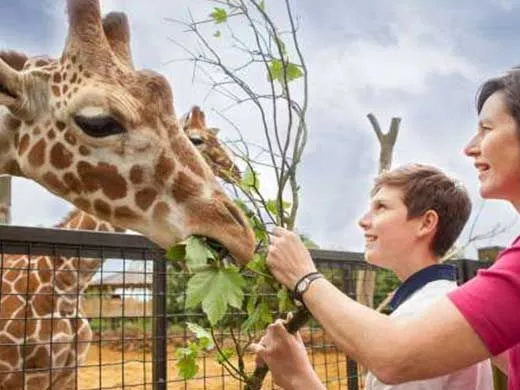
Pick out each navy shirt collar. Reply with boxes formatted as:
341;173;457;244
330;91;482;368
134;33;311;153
388;264;457;311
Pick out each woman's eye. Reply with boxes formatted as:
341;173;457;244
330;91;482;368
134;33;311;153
74;115;127;138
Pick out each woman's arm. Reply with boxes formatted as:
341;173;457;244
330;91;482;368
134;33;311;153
302;278;491;384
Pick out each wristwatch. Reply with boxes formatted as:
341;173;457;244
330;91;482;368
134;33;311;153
292;272;323;307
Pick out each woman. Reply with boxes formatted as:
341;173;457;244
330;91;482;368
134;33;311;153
251;69;520;389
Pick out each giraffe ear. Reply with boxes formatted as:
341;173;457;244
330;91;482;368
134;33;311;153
209;127;220;135
0;57;23;109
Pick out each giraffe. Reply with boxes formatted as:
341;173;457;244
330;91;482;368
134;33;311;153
0;106;242;389
0;102;243;389
0;2;255;388
0;1;254;263
180;106;241;184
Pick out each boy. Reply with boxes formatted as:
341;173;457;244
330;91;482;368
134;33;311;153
253;164;493;389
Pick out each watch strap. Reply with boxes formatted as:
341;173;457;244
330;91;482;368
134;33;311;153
292;272;323;306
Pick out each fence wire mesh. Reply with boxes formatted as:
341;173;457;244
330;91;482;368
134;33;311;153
0;225;493;389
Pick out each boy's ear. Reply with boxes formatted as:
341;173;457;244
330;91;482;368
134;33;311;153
417;209;439;238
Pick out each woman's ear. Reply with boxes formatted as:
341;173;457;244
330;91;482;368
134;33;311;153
418;209;439;238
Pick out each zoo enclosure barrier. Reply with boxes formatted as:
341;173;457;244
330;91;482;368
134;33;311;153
0;225;493;389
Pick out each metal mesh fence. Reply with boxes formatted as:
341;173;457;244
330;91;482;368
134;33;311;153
0;225;494;389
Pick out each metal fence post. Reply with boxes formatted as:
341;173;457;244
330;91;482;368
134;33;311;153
342;266;359;390
152;254;167;390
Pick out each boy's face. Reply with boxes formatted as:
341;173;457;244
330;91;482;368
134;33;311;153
358;185;423;270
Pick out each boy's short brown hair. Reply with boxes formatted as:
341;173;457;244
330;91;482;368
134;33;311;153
371;164;472;257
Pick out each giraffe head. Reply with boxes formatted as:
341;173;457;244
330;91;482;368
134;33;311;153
0;1;255;264
182;106;241;184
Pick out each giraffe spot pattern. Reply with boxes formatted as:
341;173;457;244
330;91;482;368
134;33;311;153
50;143;74;170
114;206;138;221
171;171;202;203
93;199;111;219
135;188;158;211
154;154;175;184
64;131;77;146
56;121;66;132
153;201;170;220
18;134;30;155
130;165;143;184
43;172;70;195
77;161;128;200
63;172;83;193
78;145;91;156
73;197;91;213
28;138;46;167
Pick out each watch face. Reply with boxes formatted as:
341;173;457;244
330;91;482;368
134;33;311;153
298;279;309;293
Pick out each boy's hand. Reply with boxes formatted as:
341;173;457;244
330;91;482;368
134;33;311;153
249;319;324;390
266;227;317;290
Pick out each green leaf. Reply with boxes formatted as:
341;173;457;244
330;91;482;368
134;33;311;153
166;243;186;262
242;301;273;333
176;345;199;379
186;322;215;350
185;237;211;270
210;7;228;24
186;266;246;325
259;0;266;11
267;59;283;82
277;287;294;312
216;348;234;364
241;167;260;191
213;30;221;38
286;63;303;81
247;253;269;275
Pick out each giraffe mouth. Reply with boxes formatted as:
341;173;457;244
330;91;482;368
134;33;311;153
0;83;17;99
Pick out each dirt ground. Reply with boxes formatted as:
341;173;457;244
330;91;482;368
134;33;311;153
78;344;351;389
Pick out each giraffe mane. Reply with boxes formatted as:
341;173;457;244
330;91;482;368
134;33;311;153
54;208;83;228
0;51;28;71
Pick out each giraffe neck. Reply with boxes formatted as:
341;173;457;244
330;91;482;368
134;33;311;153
52;208;124;295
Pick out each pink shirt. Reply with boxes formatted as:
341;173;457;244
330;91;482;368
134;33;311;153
449;237;520;389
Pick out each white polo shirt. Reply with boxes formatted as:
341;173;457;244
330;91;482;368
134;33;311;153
365;266;493;390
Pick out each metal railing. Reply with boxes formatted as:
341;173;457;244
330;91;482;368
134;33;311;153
0;225;493;389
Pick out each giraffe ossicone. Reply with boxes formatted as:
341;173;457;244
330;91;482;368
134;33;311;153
0;0;255;265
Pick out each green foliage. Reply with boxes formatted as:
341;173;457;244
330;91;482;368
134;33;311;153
217;348;235;365
186;266;246;326
374;268;400;310
267;59;304;86
210;7;228;24
186;322;215;350
241;167;260;191
176;343;199;379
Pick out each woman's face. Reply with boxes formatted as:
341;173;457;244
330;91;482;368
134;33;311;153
465;91;520;208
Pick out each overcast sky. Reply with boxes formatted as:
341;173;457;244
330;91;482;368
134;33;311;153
1;0;520;259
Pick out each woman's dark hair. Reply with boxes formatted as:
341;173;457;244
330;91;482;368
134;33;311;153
476;69;520;130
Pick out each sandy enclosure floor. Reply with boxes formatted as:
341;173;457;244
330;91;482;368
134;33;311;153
78;344;351;389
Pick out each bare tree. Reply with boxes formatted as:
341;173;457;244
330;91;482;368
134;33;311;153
356;114;401;308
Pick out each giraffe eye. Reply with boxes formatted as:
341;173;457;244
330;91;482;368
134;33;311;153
73;115;127;138
189;136;204;146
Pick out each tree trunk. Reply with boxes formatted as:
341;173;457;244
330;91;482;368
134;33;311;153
0;176;11;224
355;114;400;308
356;114;400;389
